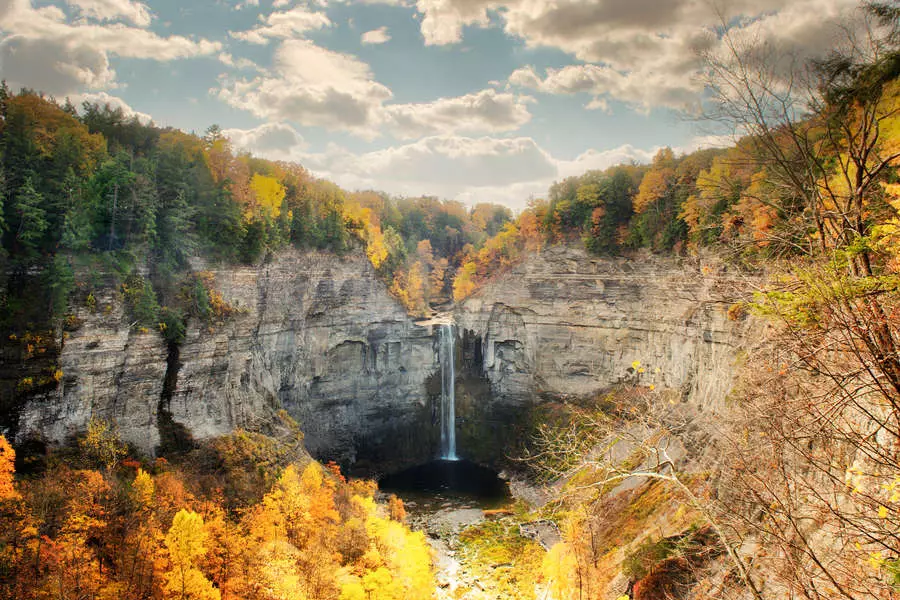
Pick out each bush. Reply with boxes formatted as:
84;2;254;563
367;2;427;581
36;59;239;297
158;307;186;344
122;275;159;326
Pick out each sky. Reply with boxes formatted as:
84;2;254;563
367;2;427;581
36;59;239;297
0;0;866;209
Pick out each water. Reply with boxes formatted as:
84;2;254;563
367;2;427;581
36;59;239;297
379;459;509;505
440;323;457;460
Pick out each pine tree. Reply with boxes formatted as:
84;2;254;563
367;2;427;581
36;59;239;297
12;176;48;259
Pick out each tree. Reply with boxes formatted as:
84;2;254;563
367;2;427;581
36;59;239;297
633;148;675;215
79;418;127;470
525;385;764;600
696;5;900;596
10;176;47;259
0;435;17;501
249;173;286;219
165;509;220;600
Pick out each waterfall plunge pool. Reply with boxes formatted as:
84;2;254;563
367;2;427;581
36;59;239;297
378;459;510;508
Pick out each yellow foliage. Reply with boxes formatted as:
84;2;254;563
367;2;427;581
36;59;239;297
133;468;154;509
254;540;305;600
543;542;578;600
453;261;477;302
249;173;286;219
339;580;367;600
165;510;220;600
166;510;208;568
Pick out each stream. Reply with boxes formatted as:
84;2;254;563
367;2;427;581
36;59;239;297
379;459;514;599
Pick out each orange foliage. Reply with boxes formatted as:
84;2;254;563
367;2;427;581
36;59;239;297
0;435;17;501
633;148;676;214
6;94;106;174
0;435;433;600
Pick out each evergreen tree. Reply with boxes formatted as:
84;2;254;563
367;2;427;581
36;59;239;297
11;176;47;259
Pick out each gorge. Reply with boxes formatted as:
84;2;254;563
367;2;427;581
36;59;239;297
11;244;752;477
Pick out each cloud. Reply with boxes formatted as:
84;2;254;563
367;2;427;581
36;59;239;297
217;39;535;139
413;0;861;111
63;0;152;27
508;62;702;111
305;135;556;190
296;136;674;210
361;26;391;45
295;135;559;210
223;122;306;158
0;0;220;95
217;52;259;71
558;144;657;178
0;35;115;95
71;91;154;123
229;6;331;44
415;0;494;46
217;39;393;136
385;89;532;139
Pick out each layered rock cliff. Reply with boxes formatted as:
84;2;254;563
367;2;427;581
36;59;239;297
453;246;754;461
18;250;439;467
16;245;753;471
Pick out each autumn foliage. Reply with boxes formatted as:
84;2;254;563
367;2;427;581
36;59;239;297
0;430;433;600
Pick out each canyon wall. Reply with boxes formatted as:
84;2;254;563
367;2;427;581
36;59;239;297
18;250;439;467
16;246;754;469
453;246;755;459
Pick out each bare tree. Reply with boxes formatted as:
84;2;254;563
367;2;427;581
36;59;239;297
524;387;765;600
695;5;900;597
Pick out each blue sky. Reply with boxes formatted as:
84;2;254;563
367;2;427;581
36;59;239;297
0;0;862;208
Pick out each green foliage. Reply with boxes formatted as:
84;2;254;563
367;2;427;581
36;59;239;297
622;536;680;580
10;176;48;259
122;274;159;326
458;517;545;598
44;253;74;319
159;306;186;344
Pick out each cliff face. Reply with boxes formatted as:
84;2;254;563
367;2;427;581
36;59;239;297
17;246;752;471
19;250;439;467
453;246;754;459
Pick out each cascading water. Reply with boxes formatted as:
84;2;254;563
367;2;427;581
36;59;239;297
440;323;458;460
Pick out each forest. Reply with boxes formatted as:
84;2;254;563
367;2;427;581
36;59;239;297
0;416;432;600
1;0;900;598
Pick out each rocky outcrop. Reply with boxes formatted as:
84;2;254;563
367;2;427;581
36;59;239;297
17;245;753;471
453;246;755;459
19;250;440;467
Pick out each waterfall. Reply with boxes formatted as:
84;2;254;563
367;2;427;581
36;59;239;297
440;323;458;460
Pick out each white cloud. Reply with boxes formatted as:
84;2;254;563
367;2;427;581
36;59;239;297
229;6;331;44
303;135;557;200
558;145;657;178
217;52;260;71
508;62;702;112
361;26;391;45
223;122;306;158
71;91;153;123
334;0;409;5
217;39;393;136
64;0;152;27
0;35;116;95
385;89;532;139
415;0;494;46
0;0;221;95
218;41;537;139
414;0;861;111
295;136;672;210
